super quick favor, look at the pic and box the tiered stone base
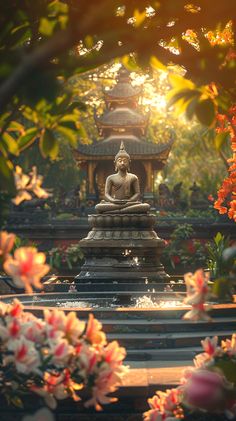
[77,213,169,282]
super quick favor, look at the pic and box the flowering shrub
[161,225,209,272]
[144,335,236,420]
[0,231,128,412]
[48,243,83,271]
[0,299,128,410]
[214,105,236,222]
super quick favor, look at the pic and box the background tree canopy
[0,0,235,218]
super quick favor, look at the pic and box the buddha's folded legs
[119,203,150,213]
[95,202,122,213]
[95,201,150,214]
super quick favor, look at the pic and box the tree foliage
[0,0,236,217]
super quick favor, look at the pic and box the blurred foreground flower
[0,299,128,411]
[3,247,50,293]
[145,333,236,420]
[143,388,184,421]
[12,165,50,205]
[0,231,15,260]
[183,269,211,321]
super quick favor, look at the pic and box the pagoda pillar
[143,161,153,193]
[88,162,96,194]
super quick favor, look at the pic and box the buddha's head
[114,142,131,171]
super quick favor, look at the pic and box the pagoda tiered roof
[104,66,141,100]
[95,107,148,128]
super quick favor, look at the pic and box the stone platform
[77,213,168,283]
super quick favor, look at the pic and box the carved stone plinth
[76,213,169,283]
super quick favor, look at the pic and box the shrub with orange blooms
[214,105,236,222]
[0,299,128,411]
[144,334,236,420]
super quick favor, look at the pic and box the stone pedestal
[76,213,168,282]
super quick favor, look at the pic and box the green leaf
[59,114,78,123]
[214,131,229,150]
[18,127,38,151]
[212,277,232,301]
[0,156,13,178]
[215,360,236,384]
[77,124,88,141]
[9,121,24,132]
[122,55,139,72]
[167,89,199,108]
[215,232,223,246]
[169,73,195,90]
[133,9,146,27]
[2,132,19,156]
[39,129,59,159]
[55,125,78,147]
[0,157,15,194]
[195,98,216,126]
[10,396,23,409]
[39,18,56,36]
[150,56,166,71]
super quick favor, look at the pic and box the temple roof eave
[74,138,174,160]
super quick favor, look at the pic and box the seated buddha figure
[95,142,150,214]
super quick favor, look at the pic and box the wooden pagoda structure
[73,66,174,205]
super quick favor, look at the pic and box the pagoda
[74,66,174,205]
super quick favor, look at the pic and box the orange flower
[214,106,236,222]
[0,231,15,259]
[84,314,106,346]
[3,247,50,293]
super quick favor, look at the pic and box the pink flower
[44,309,85,344]
[23,318,46,343]
[9,298,23,317]
[183,270,211,321]
[64,311,85,344]
[84,314,106,346]
[0,231,15,259]
[44,308,66,330]
[6,336,40,374]
[194,336,222,368]
[0,318,21,341]
[84,366,119,411]
[3,247,50,293]
[182,369,228,411]
[31,371,81,409]
[103,341,126,369]
[48,338,73,366]
[78,343,99,377]
[143,388,183,421]
[201,336,219,357]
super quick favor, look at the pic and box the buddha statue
[95,142,150,214]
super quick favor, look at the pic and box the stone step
[92,317,236,334]
[126,347,201,361]
[19,302,236,320]
[106,330,233,350]
[46,282,186,293]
